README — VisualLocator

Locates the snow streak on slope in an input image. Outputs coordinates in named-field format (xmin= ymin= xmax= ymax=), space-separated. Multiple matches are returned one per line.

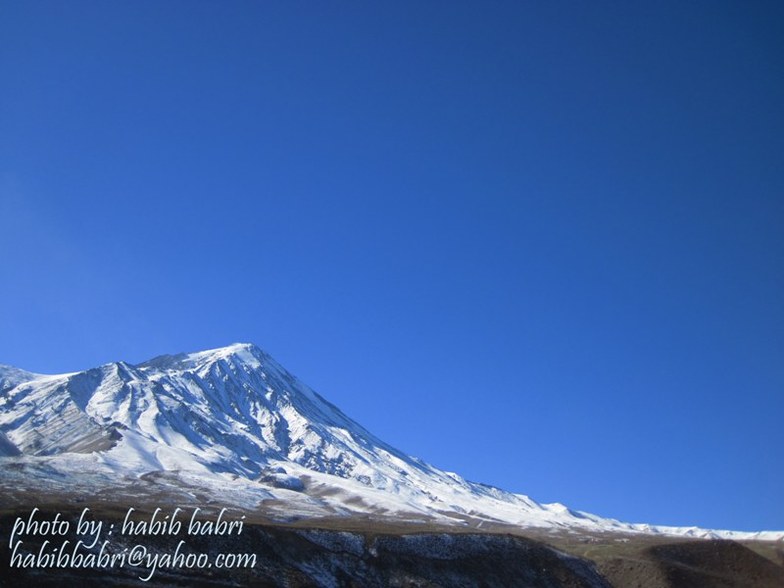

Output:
xmin=0 ymin=344 xmax=781 ymax=541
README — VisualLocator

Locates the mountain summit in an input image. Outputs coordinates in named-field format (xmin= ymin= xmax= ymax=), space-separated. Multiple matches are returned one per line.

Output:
xmin=0 ymin=343 xmax=780 ymax=541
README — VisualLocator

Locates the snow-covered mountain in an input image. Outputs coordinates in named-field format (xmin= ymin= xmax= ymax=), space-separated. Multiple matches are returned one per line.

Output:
xmin=0 ymin=343 xmax=780 ymax=541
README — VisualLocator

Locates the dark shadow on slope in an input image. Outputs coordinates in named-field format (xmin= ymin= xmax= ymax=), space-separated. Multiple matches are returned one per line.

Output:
xmin=648 ymin=540 xmax=784 ymax=588
xmin=595 ymin=539 xmax=784 ymax=588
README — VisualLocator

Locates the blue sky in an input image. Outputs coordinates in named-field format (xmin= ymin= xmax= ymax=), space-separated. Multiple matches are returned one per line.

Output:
xmin=1 ymin=2 xmax=782 ymax=531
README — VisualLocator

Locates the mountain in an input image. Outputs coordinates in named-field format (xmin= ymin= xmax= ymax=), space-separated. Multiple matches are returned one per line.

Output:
xmin=0 ymin=343 xmax=780 ymax=541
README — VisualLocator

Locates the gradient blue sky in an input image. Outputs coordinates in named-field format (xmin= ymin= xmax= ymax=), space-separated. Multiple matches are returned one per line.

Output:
xmin=1 ymin=2 xmax=782 ymax=531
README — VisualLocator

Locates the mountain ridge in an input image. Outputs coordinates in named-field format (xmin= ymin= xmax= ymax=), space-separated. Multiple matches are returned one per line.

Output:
xmin=0 ymin=342 xmax=781 ymax=542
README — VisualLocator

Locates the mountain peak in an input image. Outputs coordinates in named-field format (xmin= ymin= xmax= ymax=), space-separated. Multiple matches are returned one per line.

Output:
xmin=136 ymin=342 xmax=265 ymax=372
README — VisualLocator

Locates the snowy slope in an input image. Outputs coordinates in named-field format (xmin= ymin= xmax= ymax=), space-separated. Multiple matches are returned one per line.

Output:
xmin=0 ymin=364 xmax=40 ymax=393
xmin=0 ymin=343 xmax=780 ymax=541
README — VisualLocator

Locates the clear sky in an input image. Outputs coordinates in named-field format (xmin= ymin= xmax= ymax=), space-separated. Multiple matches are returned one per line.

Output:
xmin=1 ymin=2 xmax=782 ymax=532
